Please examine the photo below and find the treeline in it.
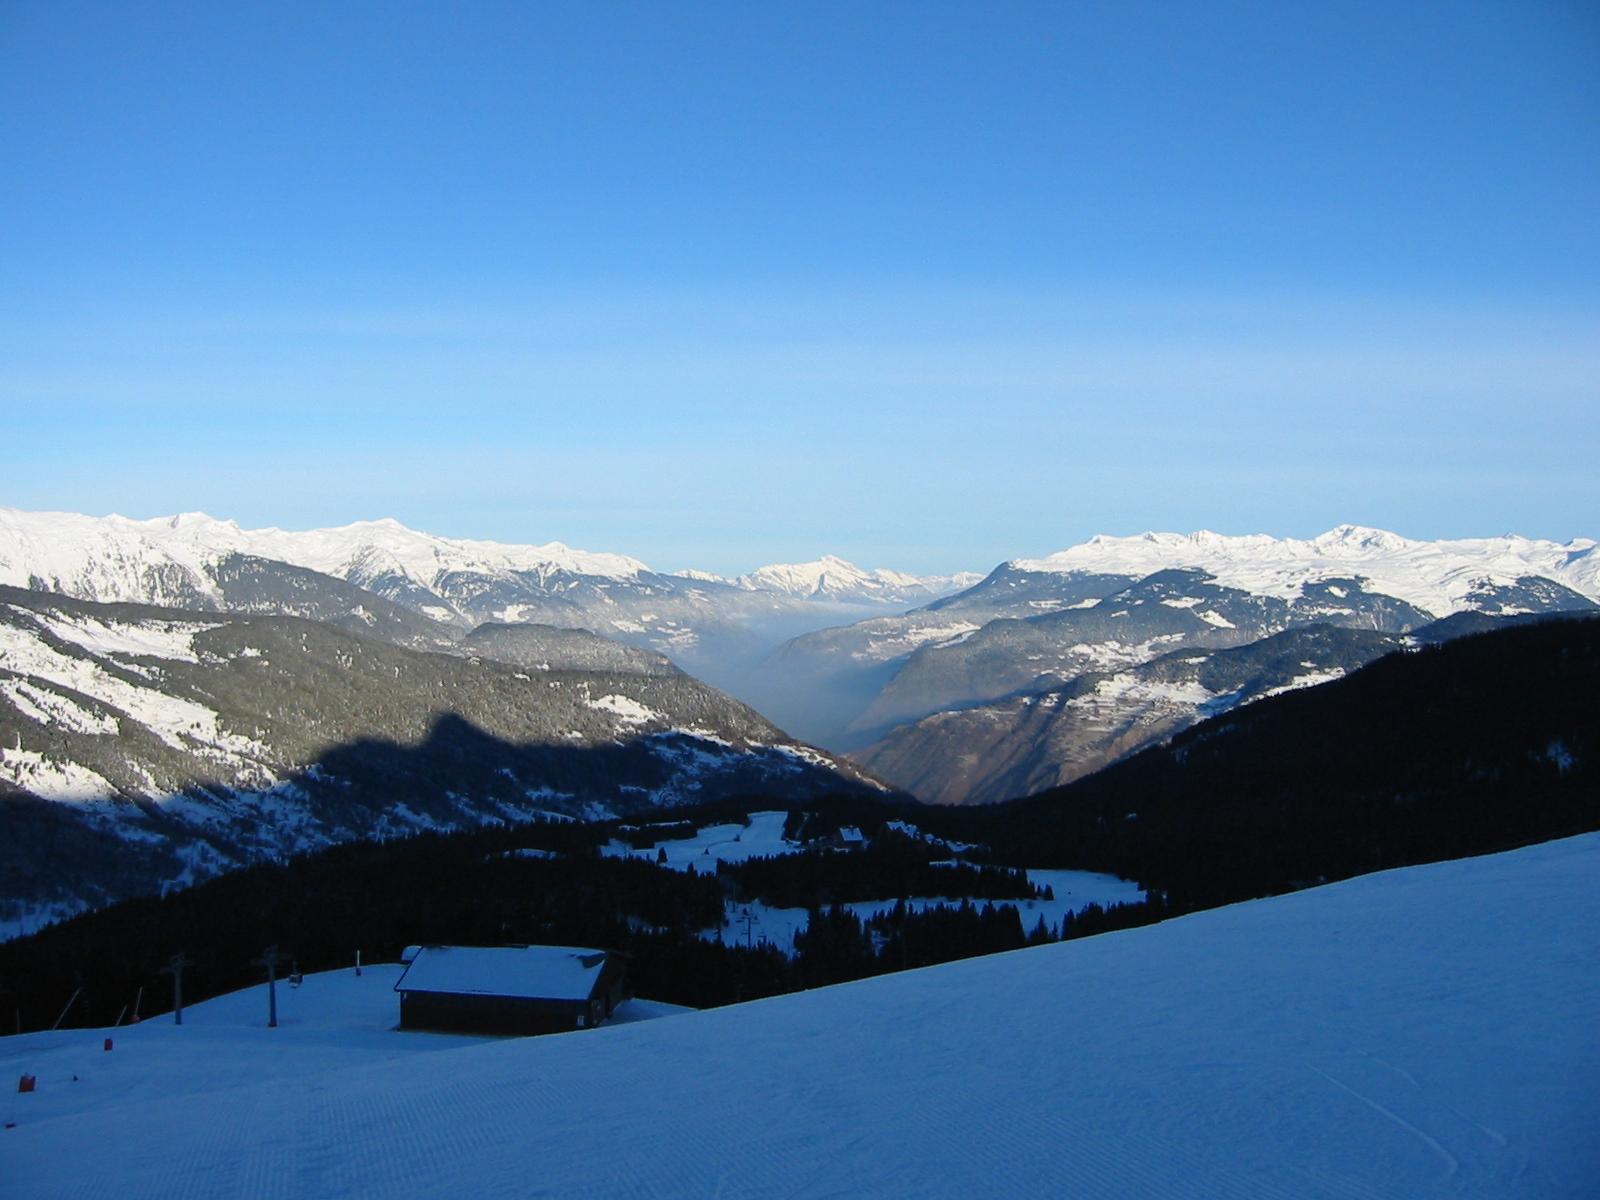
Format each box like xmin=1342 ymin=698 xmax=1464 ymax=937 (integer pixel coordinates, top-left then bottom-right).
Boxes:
xmin=0 ymin=819 xmax=723 ymax=1032
xmin=0 ymin=808 xmax=1115 ymax=1033
xmin=787 ymin=894 xmax=1165 ymax=989
xmin=721 ymin=832 xmax=1042 ymax=909
xmin=613 ymin=820 xmax=700 ymax=849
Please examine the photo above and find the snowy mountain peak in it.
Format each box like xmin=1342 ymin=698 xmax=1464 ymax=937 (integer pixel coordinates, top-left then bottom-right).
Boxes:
xmin=672 ymin=569 xmax=733 ymax=585
xmin=1012 ymin=526 xmax=1600 ymax=615
xmin=161 ymin=511 xmax=234 ymax=531
xmin=738 ymin=557 xmax=876 ymax=598
xmin=1310 ymin=524 xmax=1415 ymax=553
xmin=734 ymin=557 xmax=977 ymax=606
xmin=0 ymin=509 xmax=654 ymax=615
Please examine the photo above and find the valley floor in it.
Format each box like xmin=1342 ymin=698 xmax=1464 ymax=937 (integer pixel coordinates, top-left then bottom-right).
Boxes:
xmin=5 ymin=834 xmax=1597 ymax=1198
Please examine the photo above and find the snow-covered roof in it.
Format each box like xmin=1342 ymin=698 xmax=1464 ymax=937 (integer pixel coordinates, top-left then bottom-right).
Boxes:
xmin=838 ymin=826 xmax=865 ymax=844
xmin=394 ymin=945 xmax=611 ymax=1002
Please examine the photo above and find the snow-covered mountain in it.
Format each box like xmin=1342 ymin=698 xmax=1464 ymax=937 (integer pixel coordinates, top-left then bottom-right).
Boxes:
xmin=9 ymin=509 xmax=1597 ymax=809
xmin=0 ymin=508 xmax=657 ymax=625
xmin=760 ymin=526 xmax=1599 ymax=800
xmin=857 ymin=623 xmax=1410 ymax=805
xmin=847 ymin=566 xmax=1440 ymax=738
xmin=734 ymin=555 xmax=982 ymax=606
xmin=1010 ymin=524 xmax=1600 ymax=614
xmin=0 ymin=509 xmax=977 ymax=620
xmin=0 ymin=510 xmax=976 ymax=690
xmin=8 ymin=833 xmax=1596 ymax=1198
xmin=0 ymin=586 xmax=887 ymax=933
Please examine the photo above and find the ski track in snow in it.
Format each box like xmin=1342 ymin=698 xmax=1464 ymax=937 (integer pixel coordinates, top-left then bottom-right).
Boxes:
xmin=4 ymin=835 xmax=1595 ymax=1199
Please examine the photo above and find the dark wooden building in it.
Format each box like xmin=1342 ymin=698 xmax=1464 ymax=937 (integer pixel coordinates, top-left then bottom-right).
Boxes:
xmin=394 ymin=944 xmax=628 ymax=1036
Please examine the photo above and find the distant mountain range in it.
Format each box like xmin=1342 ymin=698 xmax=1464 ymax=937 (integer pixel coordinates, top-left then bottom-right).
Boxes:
xmin=767 ymin=526 xmax=1598 ymax=802
xmin=4 ymin=508 xmax=1597 ymax=816
xmin=722 ymin=555 xmax=981 ymax=605
xmin=1008 ymin=524 xmax=1600 ymax=613
xmin=0 ymin=507 xmax=970 ymax=625
xmin=0 ymin=509 xmax=974 ymax=696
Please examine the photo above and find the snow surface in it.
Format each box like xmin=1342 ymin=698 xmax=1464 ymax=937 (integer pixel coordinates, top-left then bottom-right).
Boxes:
xmin=5 ymin=835 xmax=1595 ymax=1198
xmin=604 ymin=810 xmax=798 ymax=873
xmin=0 ymin=616 xmax=272 ymax=799
xmin=0 ymin=677 xmax=118 ymax=736
xmin=583 ymin=692 xmax=661 ymax=726
xmin=29 ymin=611 xmax=218 ymax=663
xmin=851 ymin=619 xmax=983 ymax=660
xmin=1012 ymin=524 xmax=1600 ymax=615
xmin=9 ymin=509 xmax=1591 ymax=627
xmin=1066 ymin=674 xmax=1217 ymax=711
xmin=1260 ymin=668 xmax=1348 ymax=699
xmin=0 ymin=746 xmax=114 ymax=803
xmin=0 ymin=964 xmax=686 ymax=1135
xmin=0 ymin=508 xmax=978 ymax=616
xmin=0 ymin=509 xmax=649 ymax=617
xmin=736 ymin=554 xmax=980 ymax=605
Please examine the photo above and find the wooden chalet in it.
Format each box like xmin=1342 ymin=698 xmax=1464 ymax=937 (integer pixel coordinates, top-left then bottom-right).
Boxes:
xmin=394 ymin=944 xmax=628 ymax=1036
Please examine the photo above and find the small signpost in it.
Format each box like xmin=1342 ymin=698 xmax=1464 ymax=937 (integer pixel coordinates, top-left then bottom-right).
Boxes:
xmin=253 ymin=946 xmax=290 ymax=1029
xmin=161 ymin=953 xmax=191 ymax=1026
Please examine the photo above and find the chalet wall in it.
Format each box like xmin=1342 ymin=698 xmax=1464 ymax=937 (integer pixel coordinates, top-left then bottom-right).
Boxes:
xmin=399 ymin=991 xmax=586 ymax=1036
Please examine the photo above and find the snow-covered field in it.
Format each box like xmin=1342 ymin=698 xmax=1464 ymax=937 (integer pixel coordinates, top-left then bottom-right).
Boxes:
xmin=609 ymin=814 xmax=1147 ymax=952
xmin=602 ymin=809 xmax=799 ymax=873
xmin=7 ymin=834 xmax=1595 ymax=1198
xmin=0 ymin=964 xmax=687 ymax=1133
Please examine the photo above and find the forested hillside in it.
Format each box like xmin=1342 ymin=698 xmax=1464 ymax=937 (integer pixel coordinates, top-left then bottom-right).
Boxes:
xmin=934 ymin=617 xmax=1599 ymax=908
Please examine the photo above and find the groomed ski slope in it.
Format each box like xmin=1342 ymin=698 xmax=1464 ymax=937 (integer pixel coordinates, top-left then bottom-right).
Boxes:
xmin=0 ymin=967 xmax=688 ymax=1132
xmin=7 ymin=834 xmax=1598 ymax=1199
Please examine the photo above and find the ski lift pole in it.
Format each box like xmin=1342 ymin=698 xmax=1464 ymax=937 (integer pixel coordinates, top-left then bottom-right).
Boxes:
xmin=252 ymin=945 xmax=289 ymax=1028
xmin=161 ymin=953 xmax=191 ymax=1026
xmin=735 ymin=907 xmax=759 ymax=951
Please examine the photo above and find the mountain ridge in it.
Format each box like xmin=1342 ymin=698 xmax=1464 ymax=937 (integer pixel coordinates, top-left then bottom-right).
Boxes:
xmin=0 ymin=585 xmax=890 ymax=934
xmin=0 ymin=508 xmax=978 ymax=613
xmin=1010 ymin=523 xmax=1600 ymax=612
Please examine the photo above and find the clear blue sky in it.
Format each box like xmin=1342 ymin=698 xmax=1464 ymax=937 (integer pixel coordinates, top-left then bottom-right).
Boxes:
xmin=3 ymin=1 xmax=1596 ymax=575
